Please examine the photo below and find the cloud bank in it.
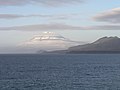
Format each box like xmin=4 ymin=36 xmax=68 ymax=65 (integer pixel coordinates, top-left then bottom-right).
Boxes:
xmin=0 ymin=23 xmax=119 ymax=31
xmin=0 ymin=23 xmax=83 ymax=31
xmin=0 ymin=0 xmax=83 ymax=7
xmin=0 ymin=14 xmax=26 ymax=19
xmin=85 ymin=25 xmax=120 ymax=30
xmin=93 ymin=8 xmax=120 ymax=23
xmin=0 ymin=13 xmax=79 ymax=20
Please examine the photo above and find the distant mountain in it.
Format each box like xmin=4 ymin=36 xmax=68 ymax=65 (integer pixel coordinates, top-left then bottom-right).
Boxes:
xmin=68 ymin=36 xmax=120 ymax=53
xmin=20 ymin=32 xmax=85 ymax=53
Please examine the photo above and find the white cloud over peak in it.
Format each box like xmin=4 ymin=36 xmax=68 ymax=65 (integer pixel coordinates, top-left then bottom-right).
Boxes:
xmin=93 ymin=7 xmax=120 ymax=23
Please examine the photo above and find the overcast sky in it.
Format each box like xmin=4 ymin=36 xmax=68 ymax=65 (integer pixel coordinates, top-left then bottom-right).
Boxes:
xmin=0 ymin=0 xmax=120 ymax=47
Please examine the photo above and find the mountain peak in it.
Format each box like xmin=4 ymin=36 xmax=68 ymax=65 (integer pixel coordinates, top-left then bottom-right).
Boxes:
xmin=19 ymin=32 xmax=82 ymax=53
xmin=93 ymin=36 xmax=120 ymax=44
xmin=31 ymin=32 xmax=68 ymax=41
xmin=68 ymin=36 xmax=120 ymax=53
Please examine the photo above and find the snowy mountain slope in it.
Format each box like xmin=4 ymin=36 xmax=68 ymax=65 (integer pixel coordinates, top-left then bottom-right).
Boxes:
xmin=19 ymin=32 xmax=85 ymax=53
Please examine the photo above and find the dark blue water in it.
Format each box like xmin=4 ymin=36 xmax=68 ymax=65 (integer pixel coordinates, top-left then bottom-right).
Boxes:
xmin=0 ymin=54 xmax=120 ymax=90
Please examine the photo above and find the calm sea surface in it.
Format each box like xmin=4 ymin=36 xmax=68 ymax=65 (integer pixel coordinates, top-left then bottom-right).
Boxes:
xmin=0 ymin=54 xmax=120 ymax=90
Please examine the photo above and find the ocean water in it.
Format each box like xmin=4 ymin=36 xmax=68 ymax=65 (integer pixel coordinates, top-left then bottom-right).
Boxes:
xmin=0 ymin=54 xmax=120 ymax=90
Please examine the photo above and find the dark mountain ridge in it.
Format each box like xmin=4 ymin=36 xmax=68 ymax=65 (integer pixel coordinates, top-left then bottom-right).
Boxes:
xmin=68 ymin=36 xmax=120 ymax=53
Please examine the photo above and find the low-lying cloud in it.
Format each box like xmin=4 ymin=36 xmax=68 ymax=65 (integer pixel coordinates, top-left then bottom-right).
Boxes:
xmin=93 ymin=8 xmax=120 ymax=23
xmin=0 ymin=23 xmax=120 ymax=31
xmin=0 ymin=0 xmax=84 ymax=7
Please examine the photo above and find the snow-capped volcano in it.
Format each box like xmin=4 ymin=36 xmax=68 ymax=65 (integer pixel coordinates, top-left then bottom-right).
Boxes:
xmin=29 ymin=32 xmax=69 ymax=42
xmin=19 ymin=32 xmax=84 ymax=53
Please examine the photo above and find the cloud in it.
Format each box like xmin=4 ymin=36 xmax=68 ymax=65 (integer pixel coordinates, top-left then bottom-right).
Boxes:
xmin=0 ymin=14 xmax=25 ymax=19
xmin=0 ymin=23 xmax=83 ymax=31
xmin=0 ymin=0 xmax=83 ymax=7
xmin=0 ymin=13 xmax=79 ymax=20
xmin=0 ymin=23 xmax=120 ymax=31
xmin=0 ymin=14 xmax=54 ymax=19
xmin=93 ymin=8 xmax=120 ymax=23
xmin=84 ymin=25 xmax=120 ymax=30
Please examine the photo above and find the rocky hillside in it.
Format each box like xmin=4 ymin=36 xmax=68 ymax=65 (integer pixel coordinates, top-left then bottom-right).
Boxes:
xmin=68 ymin=36 xmax=120 ymax=53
